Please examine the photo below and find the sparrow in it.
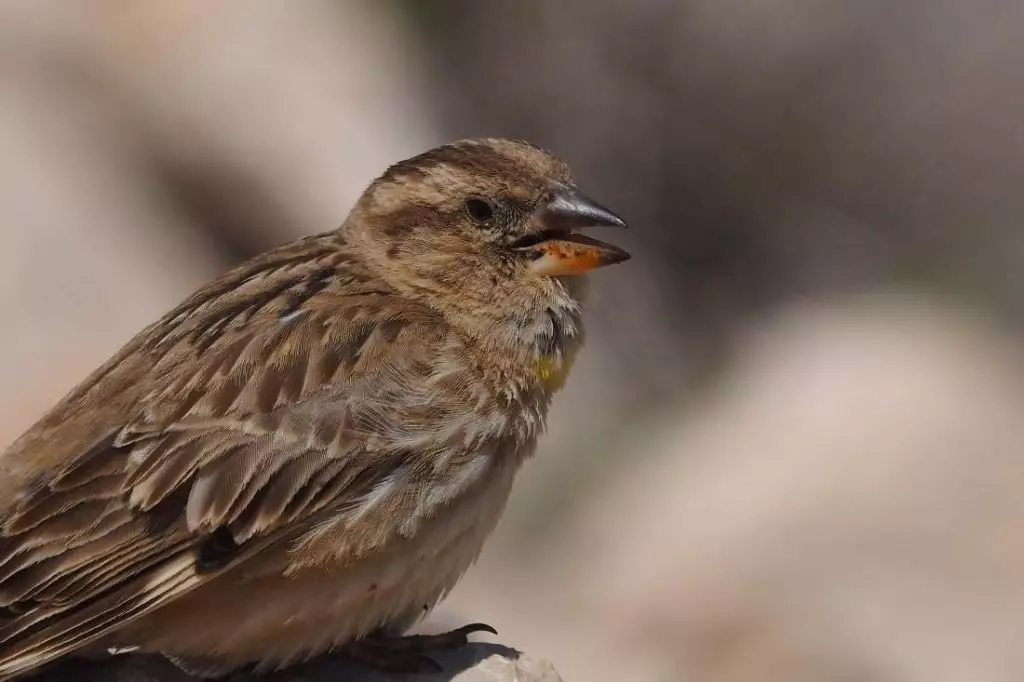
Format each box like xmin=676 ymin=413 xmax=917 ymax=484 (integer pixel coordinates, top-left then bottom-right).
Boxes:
xmin=0 ymin=138 xmax=630 ymax=679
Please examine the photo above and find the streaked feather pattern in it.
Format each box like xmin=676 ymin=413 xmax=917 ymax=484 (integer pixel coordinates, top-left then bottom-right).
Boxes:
xmin=0 ymin=137 xmax=603 ymax=679
xmin=0 ymin=230 xmax=551 ymax=679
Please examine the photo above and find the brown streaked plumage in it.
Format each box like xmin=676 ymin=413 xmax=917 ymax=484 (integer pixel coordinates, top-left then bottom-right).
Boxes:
xmin=0 ymin=138 xmax=629 ymax=679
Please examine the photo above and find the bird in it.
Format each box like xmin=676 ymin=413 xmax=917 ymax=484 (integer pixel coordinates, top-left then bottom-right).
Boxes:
xmin=0 ymin=137 xmax=630 ymax=679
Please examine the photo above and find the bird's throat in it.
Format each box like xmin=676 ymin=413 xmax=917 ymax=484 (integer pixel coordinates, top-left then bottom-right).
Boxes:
xmin=533 ymin=343 xmax=581 ymax=393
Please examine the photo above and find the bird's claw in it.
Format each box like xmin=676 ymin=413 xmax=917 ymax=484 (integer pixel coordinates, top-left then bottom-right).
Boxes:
xmin=391 ymin=622 xmax=498 ymax=651
xmin=342 ymin=622 xmax=497 ymax=674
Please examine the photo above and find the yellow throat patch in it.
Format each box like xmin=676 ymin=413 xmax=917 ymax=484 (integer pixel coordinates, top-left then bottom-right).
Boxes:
xmin=534 ymin=345 xmax=580 ymax=393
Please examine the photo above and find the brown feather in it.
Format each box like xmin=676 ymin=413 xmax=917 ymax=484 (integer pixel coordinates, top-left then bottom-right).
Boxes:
xmin=0 ymin=138 xmax=619 ymax=679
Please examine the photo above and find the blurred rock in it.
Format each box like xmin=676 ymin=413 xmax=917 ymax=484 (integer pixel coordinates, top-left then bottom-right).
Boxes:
xmin=551 ymin=294 xmax=1024 ymax=681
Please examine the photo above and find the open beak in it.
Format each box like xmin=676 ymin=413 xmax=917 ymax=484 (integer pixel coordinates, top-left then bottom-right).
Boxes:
xmin=514 ymin=184 xmax=630 ymax=276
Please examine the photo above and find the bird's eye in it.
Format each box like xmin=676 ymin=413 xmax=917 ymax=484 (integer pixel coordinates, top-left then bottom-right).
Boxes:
xmin=465 ymin=197 xmax=495 ymax=224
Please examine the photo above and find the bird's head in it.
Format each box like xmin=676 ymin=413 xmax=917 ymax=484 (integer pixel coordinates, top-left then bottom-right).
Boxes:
xmin=345 ymin=138 xmax=629 ymax=339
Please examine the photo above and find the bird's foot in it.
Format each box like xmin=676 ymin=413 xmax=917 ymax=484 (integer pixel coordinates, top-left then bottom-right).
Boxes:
xmin=343 ymin=622 xmax=497 ymax=674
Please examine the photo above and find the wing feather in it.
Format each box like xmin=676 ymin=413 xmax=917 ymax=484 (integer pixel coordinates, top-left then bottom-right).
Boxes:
xmin=0 ymin=238 xmax=489 ymax=679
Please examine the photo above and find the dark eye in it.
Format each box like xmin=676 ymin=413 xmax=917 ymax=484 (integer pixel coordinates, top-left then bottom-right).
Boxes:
xmin=465 ymin=197 xmax=495 ymax=224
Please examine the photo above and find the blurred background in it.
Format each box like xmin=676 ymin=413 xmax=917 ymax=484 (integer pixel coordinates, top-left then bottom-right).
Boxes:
xmin=3 ymin=1 xmax=1024 ymax=680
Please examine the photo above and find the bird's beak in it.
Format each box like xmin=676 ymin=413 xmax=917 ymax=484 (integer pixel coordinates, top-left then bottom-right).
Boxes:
xmin=515 ymin=184 xmax=630 ymax=276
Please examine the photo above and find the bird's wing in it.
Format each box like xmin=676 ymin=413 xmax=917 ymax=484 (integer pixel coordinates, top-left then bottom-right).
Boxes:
xmin=0 ymin=238 xmax=496 ymax=678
